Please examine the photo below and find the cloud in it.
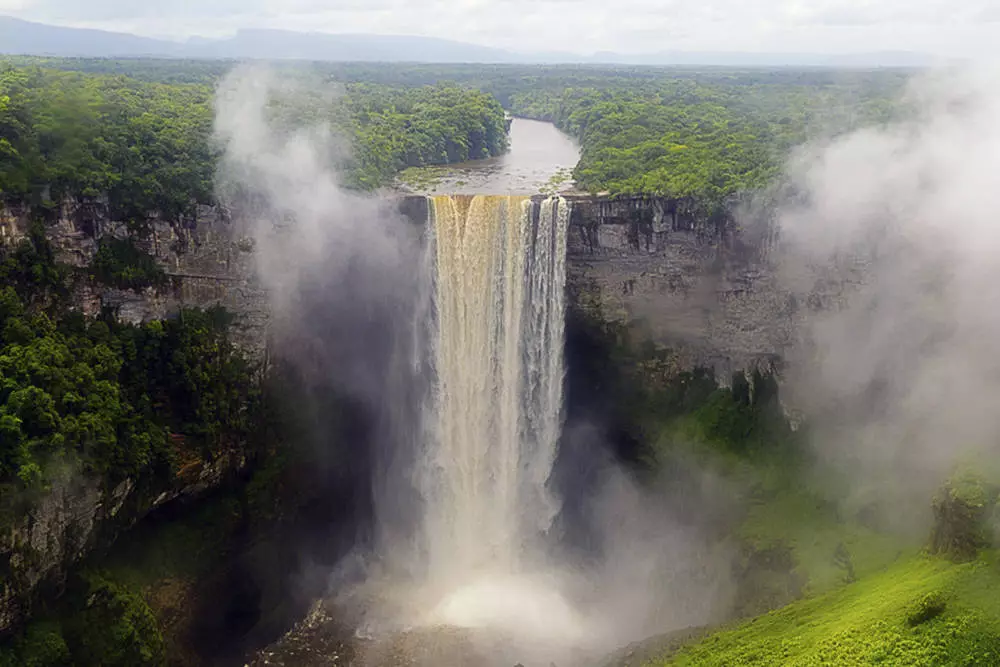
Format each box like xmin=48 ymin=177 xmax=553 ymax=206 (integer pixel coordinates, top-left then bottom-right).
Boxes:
xmin=3 ymin=0 xmax=999 ymax=56
xmin=774 ymin=65 xmax=1000 ymax=530
xmin=786 ymin=0 xmax=983 ymax=27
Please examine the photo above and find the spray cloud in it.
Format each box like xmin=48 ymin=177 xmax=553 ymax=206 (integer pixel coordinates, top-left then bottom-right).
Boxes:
xmin=213 ymin=64 xmax=431 ymax=582
xmin=774 ymin=65 xmax=1000 ymax=529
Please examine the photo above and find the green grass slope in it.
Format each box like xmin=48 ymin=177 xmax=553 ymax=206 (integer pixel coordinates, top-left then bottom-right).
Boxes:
xmin=651 ymin=553 xmax=1000 ymax=666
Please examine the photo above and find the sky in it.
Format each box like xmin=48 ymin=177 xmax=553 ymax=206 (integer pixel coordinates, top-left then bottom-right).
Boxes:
xmin=0 ymin=0 xmax=997 ymax=58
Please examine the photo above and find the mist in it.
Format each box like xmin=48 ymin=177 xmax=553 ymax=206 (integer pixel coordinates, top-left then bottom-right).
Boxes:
xmin=206 ymin=59 xmax=1000 ymax=666
xmin=773 ymin=65 xmax=1000 ymax=533
xmin=212 ymin=64 xmax=432 ymax=582
xmin=209 ymin=63 xmax=742 ymax=665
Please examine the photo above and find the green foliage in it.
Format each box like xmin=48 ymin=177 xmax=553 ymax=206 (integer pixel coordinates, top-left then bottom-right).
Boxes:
xmin=0 ymin=226 xmax=259 ymax=491
xmin=0 ymin=223 xmax=67 ymax=306
xmin=680 ymin=371 xmax=790 ymax=454
xmin=340 ymin=83 xmax=509 ymax=189
xmin=906 ymin=591 xmax=948 ymax=627
xmin=0 ymin=63 xmax=215 ymax=220
xmin=0 ymin=59 xmax=511 ymax=205
xmin=90 ymin=237 xmax=166 ymax=291
xmin=930 ymin=473 xmax=1000 ymax=562
xmin=61 ymin=572 xmax=165 ymax=667
xmin=502 ymin=68 xmax=904 ymax=201
xmin=0 ymin=574 xmax=166 ymax=667
xmin=2 ymin=58 xmax=910 ymax=205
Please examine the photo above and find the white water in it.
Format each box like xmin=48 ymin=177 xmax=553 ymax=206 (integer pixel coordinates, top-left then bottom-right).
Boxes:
xmin=421 ymin=194 xmax=570 ymax=605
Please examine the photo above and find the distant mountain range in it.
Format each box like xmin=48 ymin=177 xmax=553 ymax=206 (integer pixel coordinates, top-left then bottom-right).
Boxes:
xmin=0 ymin=15 xmax=939 ymax=67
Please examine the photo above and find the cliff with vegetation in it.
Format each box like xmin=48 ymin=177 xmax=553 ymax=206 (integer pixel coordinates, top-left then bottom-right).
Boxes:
xmin=0 ymin=59 xmax=517 ymax=665
xmin=0 ymin=215 xmax=262 ymax=631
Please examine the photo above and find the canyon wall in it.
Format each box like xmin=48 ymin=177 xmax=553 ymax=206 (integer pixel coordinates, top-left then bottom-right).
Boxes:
xmin=0 ymin=197 xmax=268 ymax=356
xmin=0 ymin=197 xmax=264 ymax=634
xmin=563 ymin=194 xmax=794 ymax=378
xmin=4 ymin=193 xmax=802 ymax=383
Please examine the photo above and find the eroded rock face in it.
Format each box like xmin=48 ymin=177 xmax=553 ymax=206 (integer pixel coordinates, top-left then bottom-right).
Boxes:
xmin=561 ymin=195 xmax=789 ymax=379
xmin=0 ymin=197 xmax=268 ymax=358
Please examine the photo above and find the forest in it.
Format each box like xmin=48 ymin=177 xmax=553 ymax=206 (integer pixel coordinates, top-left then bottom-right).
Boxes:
xmin=2 ymin=58 xmax=909 ymax=206
xmin=0 ymin=60 xmax=509 ymax=214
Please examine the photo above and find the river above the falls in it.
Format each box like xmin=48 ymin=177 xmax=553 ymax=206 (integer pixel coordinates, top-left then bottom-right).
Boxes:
xmin=396 ymin=118 xmax=581 ymax=195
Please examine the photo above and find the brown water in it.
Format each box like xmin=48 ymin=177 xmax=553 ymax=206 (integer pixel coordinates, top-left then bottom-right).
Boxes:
xmin=397 ymin=118 xmax=581 ymax=195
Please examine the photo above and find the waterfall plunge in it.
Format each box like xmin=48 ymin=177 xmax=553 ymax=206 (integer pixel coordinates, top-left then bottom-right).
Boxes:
xmin=417 ymin=194 xmax=576 ymax=635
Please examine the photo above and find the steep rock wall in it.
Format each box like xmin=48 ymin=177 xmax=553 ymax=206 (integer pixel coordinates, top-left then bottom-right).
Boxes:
xmin=0 ymin=198 xmax=267 ymax=357
xmin=0 ymin=198 xmax=263 ymax=634
xmin=563 ymin=194 xmax=795 ymax=379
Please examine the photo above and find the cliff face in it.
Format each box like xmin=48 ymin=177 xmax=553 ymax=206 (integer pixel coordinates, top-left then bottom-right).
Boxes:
xmin=0 ymin=197 xmax=265 ymax=634
xmin=0 ymin=450 xmax=248 ymax=634
xmin=0 ymin=197 xmax=267 ymax=355
xmin=562 ymin=195 xmax=796 ymax=379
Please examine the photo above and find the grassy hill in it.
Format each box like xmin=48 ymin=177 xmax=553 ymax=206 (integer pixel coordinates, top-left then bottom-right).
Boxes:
xmin=649 ymin=553 xmax=1000 ymax=666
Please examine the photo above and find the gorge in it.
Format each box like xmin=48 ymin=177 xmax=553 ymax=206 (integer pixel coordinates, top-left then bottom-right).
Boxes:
xmin=4 ymin=60 xmax=1000 ymax=667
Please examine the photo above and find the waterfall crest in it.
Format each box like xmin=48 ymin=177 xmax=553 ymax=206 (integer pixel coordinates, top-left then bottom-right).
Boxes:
xmin=422 ymin=194 xmax=570 ymax=585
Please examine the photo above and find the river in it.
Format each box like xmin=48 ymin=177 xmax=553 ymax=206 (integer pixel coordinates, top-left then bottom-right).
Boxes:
xmin=397 ymin=118 xmax=581 ymax=195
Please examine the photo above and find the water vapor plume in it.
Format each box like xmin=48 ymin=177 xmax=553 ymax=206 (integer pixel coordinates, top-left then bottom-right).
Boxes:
xmin=212 ymin=64 xmax=430 ymax=574
xmin=774 ymin=65 xmax=1000 ymax=528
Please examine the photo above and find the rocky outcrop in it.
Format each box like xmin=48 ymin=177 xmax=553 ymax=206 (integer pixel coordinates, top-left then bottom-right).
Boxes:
xmin=0 ymin=448 xmax=249 ymax=634
xmin=0 ymin=197 xmax=268 ymax=358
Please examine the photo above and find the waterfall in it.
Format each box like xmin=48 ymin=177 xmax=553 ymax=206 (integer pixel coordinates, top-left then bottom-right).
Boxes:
xmin=422 ymin=194 xmax=569 ymax=585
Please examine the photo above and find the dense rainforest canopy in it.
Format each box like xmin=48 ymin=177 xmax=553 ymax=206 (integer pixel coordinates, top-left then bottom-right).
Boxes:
xmin=0 ymin=60 xmax=508 ymax=215
xmin=2 ymin=58 xmax=909 ymax=210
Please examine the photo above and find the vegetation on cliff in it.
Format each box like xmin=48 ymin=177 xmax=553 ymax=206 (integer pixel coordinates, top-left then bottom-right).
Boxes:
xmin=90 ymin=237 xmax=167 ymax=291
xmin=0 ymin=227 xmax=258 ymax=492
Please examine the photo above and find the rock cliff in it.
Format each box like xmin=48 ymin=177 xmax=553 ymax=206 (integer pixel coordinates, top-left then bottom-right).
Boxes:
xmin=0 ymin=197 xmax=264 ymax=634
xmin=0 ymin=197 xmax=267 ymax=356
xmin=562 ymin=194 xmax=794 ymax=378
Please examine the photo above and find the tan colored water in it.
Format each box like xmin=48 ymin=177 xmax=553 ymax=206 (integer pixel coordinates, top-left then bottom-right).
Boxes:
xmin=424 ymin=194 xmax=569 ymax=587
xmin=399 ymin=119 xmax=581 ymax=195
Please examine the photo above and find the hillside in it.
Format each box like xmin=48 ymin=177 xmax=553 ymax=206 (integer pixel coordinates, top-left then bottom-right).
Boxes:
xmin=644 ymin=554 xmax=1000 ymax=666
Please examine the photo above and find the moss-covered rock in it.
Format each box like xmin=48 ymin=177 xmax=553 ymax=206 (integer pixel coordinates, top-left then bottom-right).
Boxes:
xmin=929 ymin=473 xmax=1000 ymax=562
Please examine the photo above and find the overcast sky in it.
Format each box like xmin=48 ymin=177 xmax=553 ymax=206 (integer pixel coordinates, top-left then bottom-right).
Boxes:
xmin=1 ymin=0 xmax=997 ymax=57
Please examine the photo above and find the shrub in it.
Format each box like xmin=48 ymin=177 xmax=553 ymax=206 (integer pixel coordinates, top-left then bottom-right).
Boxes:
xmin=906 ymin=592 xmax=947 ymax=626
xmin=0 ymin=621 xmax=70 ymax=667
xmin=62 ymin=573 xmax=166 ymax=667
xmin=929 ymin=473 xmax=1000 ymax=562
xmin=90 ymin=237 xmax=166 ymax=291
